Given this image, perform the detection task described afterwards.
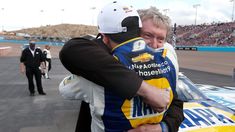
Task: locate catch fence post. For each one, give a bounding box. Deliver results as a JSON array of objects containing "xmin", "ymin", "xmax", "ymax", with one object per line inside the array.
[{"xmin": 233, "ymin": 68, "xmax": 235, "ymax": 82}]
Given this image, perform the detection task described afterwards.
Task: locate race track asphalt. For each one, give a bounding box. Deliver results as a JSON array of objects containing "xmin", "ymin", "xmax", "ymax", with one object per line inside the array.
[
  {"xmin": 180, "ymin": 68, "xmax": 235, "ymax": 87},
  {"xmin": 0, "ymin": 57, "xmax": 234, "ymax": 132},
  {"xmin": 0, "ymin": 57, "xmax": 80, "ymax": 132}
]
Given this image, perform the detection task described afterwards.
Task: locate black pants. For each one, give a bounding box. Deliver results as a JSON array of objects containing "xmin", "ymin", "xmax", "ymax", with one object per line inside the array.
[
  {"xmin": 26, "ymin": 67, "xmax": 44, "ymax": 94},
  {"xmin": 75, "ymin": 101, "xmax": 91, "ymax": 132},
  {"xmin": 47, "ymin": 59, "xmax": 51, "ymax": 71},
  {"xmin": 46, "ymin": 59, "xmax": 52, "ymax": 71}
]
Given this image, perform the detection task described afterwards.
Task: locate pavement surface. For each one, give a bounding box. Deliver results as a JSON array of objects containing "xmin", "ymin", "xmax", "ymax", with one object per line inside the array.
[
  {"xmin": 0, "ymin": 56, "xmax": 235, "ymax": 132},
  {"xmin": 177, "ymin": 51, "xmax": 235, "ymax": 76},
  {"xmin": 0, "ymin": 57, "xmax": 80, "ymax": 132},
  {"xmin": 180, "ymin": 68, "xmax": 235, "ymax": 87}
]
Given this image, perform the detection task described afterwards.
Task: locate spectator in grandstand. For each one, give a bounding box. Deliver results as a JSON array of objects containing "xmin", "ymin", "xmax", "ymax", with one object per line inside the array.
[{"xmin": 176, "ymin": 21, "xmax": 234, "ymax": 46}]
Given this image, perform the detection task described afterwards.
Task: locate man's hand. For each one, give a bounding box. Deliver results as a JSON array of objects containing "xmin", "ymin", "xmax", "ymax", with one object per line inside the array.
[
  {"xmin": 41, "ymin": 62, "xmax": 46, "ymax": 69},
  {"xmin": 128, "ymin": 124, "xmax": 162, "ymax": 132},
  {"xmin": 137, "ymin": 81, "xmax": 170, "ymax": 113},
  {"xmin": 20, "ymin": 63, "xmax": 25, "ymax": 74}
]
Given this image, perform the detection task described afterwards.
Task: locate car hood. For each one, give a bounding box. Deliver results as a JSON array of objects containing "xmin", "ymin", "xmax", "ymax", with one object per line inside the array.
[
  {"xmin": 196, "ymin": 84, "xmax": 235, "ymax": 111},
  {"xmin": 179, "ymin": 100, "xmax": 235, "ymax": 132}
]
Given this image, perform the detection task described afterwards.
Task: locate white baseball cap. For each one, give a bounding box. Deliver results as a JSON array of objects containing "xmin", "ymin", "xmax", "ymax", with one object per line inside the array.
[{"xmin": 97, "ymin": 1, "xmax": 142, "ymax": 34}]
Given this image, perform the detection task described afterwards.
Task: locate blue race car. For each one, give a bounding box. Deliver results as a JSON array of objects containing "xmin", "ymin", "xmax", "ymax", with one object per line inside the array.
[{"xmin": 177, "ymin": 73, "xmax": 235, "ymax": 132}]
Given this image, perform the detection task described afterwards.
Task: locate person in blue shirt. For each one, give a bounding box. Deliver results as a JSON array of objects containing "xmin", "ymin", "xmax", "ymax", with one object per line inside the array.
[{"xmin": 59, "ymin": 1, "xmax": 183, "ymax": 132}]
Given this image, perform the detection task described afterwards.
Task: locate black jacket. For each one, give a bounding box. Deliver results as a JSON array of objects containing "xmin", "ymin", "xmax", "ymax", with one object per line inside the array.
[
  {"xmin": 59, "ymin": 37, "xmax": 184, "ymax": 132},
  {"xmin": 60, "ymin": 38, "xmax": 142, "ymax": 99},
  {"xmin": 20, "ymin": 48, "xmax": 44, "ymax": 68}
]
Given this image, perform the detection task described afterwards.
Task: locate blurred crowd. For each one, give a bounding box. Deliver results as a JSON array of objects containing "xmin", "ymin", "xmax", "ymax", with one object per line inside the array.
[
  {"xmin": 1, "ymin": 21, "xmax": 234, "ymax": 47},
  {"xmin": 173, "ymin": 22, "xmax": 235, "ymax": 46}
]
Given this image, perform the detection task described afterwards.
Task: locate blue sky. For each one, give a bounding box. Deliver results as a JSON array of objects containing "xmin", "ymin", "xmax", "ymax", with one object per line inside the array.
[{"xmin": 0, "ymin": 0, "xmax": 234, "ymax": 31}]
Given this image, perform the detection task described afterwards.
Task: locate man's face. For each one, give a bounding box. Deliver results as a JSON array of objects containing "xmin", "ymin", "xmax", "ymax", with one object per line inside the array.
[
  {"xmin": 29, "ymin": 43, "xmax": 35, "ymax": 50},
  {"xmin": 140, "ymin": 19, "xmax": 167, "ymax": 49}
]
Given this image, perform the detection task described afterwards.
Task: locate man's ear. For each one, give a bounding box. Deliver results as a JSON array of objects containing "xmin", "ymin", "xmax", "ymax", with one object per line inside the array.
[
  {"xmin": 102, "ymin": 34, "xmax": 110, "ymax": 44},
  {"xmin": 102, "ymin": 34, "xmax": 113, "ymax": 49}
]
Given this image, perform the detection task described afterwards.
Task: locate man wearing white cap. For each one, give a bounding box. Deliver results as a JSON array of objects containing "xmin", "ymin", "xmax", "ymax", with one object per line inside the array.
[{"xmin": 60, "ymin": 1, "xmax": 180, "ymax": 131}]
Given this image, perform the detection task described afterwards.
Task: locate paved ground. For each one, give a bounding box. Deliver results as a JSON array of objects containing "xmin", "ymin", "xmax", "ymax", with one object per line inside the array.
[
  {"xmin": 177, "ymin": 51, "xmax": 235, "ymax": 76},
  {"xmin": 0, "ymin": 56, "xmax": 234, "ymax": 132},
  {"xmin": 0, "ymin": 57, "xmax": 80, "ymax": 132},
  {"xmin": 180, "ymin": 68, "xmax": 235, "ymax": 87}
]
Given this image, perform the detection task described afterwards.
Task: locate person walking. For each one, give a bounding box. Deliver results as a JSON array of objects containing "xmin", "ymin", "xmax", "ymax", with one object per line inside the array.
[
  {"xmin": 42, "ymin": 45, "xmax": 52, "ymax": 79},
  {"xmin": 20, "ymin": 40, "xmax": 46, "ymax": 96}
]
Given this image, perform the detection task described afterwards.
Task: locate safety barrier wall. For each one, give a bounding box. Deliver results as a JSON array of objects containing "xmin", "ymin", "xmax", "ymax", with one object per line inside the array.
[
  {"xmin": 0, "ymin": 39, "xmax": 235, "ymax": 52},
  {"xmin": 0, "ymin": 46, "xmax": 12, "ymax": 56},
  {"xmin": 0, "ymin": 39, "xmax": 64, "ymax": 46},
  {"xmin": 176, "ymin": 46, "xmax": 235, "ymax": 52}
]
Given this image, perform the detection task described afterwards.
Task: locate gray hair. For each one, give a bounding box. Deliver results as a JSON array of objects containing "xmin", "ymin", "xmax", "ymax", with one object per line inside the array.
[{"xmin": 138, "ymin": 7, "xmax": 172, "ymax": 38}]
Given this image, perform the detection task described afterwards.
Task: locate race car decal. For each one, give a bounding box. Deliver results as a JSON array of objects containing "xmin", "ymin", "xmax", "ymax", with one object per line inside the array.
[
  {"xmin": 196, "ymin": 84, "xmax": 235, "ymax": 111},
  {"xmin": 62, "ymin": 74, "xmax": 75, "ymax": 85},
  {"xmin": 103, "ymin": 38, "xmax": 177, "ymax": 131},
  {"xmin": 206, "ymin": 94, "xmax": 235, "ymax": 110},
  {"xmin": 121, "ymin": 78, "xmax": 173, "ymax": 128},
  {"xmin": 179, "ymin": 103, "xmax": 235, "ymax": 132},
  {"xmin": 132, "ymin": 53, "xmax": 154, "ymax": 63}
]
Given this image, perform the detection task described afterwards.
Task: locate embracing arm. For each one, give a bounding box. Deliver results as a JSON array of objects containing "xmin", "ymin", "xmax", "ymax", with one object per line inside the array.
[
  {"xmin": 59, "ymin": 75, "xmax": 103, "ymax": 104},
  {"xmin": 59, "ymin": 38, "xmax": 170, "ymax": 110},
  {"xmin": 162, "ymin": 94, "xmax": 184, "ymax": 132},
  {"xmin": 128, "ymin": 91, "xmax": 184, "ymax": 132},
  {"xmin": 59, "ymin": 38, "xmax": 142, "ymax": 99},
  {"xmin": 163, "ymin": 44, "xmax": 184, "ymax": 131},
  {"xmin": 129, "ymin": 43, "xmax": 184, "ymax": 132}
]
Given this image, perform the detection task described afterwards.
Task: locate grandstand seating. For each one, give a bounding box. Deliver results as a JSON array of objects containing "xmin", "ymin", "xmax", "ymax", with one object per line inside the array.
[{"xmin": 172, "ymin": 22, "xmax": 235, "ymax": 46}]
